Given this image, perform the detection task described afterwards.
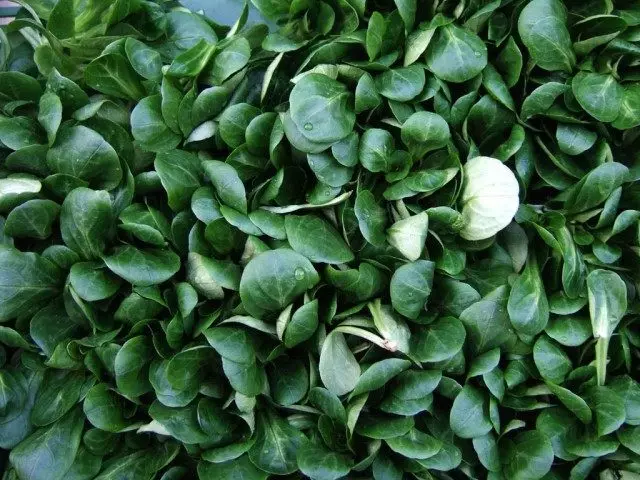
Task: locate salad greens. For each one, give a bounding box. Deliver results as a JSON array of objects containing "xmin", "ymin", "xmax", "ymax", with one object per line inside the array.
[{"xmin": 0, "ymin": 0, "xmax": 639, "ymax": 479}]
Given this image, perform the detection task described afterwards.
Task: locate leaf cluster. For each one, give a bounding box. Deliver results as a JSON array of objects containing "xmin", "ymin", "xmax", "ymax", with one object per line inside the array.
[{"xmin": 0, "ymin": 0, "xmax": 640, "ymax": 479}]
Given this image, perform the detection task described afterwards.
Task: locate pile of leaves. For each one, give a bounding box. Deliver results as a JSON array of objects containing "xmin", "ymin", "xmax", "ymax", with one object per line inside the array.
[{"xmin": 1, "ymin": 0, "xmax": 640, "ymax": 479}]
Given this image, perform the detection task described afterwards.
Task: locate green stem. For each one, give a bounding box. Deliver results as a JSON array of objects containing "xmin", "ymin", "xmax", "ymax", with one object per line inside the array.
[
  {"xmin": 596, "ymin": 336, "xmax": 609, "ymax": 386},
  {"xmin": 395, "ymin": 200, "xmax": 411, "ymax": 220}
]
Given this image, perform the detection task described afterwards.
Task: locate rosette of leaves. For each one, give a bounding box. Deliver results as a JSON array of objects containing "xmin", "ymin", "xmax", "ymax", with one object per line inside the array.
[{"xmin": 0, "ymin": 0, "xmax": 639, "ymax": 480}]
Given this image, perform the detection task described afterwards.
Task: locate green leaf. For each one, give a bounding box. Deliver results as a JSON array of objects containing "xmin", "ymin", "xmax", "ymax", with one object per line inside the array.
[
  {"xmin": 125, "ymin": 38, "xmax": 162, "ymax": 82},
  {"xmin": 460, "ymin": 285, "xmax": 512, "ymax": 347},
  {"xmin": 268, "ymin": 357, "xmax": 307, "ymax": 406},
  {"xmin": 0, "ymin": 71, "xmax": 42, "ymax": 103},
  {"xmin": 355, "ymin": 73, "xmax": 381, "ymax": 113},
  {"xmin": 160, "ymin": 77, "xmax": 183, "ymax": 135},
  {"xmin": 164, "ymin": 11, "xmax": 218, "ymax": 56},
  {"xmin": 119, "ymin": 203, "xmax": 170, "ymax": 247},
  {"xmin": 31, "ymin": 370, "xmax": 85, "ymax": 427},
  {"xmin": 249, "ymin": 409, "xmax": 307, "ymax": 475},
  {"xmin": 369, "ymin": 300, "xmax": 412, "ymax": 354},
  {"xmin": 131, "ymin": 96, "xmax": 181, "ymax": 153},
  {"xmin": 285, "ymin": 214, "xmax": 354, "ymax": 264},
  {"xmin": 202, "ymin": 160, "xmax": 247, "ymax": 214},
  {"xmin": 401, "ymin": 111, "xmax": 450, "ymax": 157},
  {"xmin": 520, "ymin": 82, "xmax": 568, "ymax": 121},
  {"xmin": 503, "ymin": 431, "xmax": 554, "ymax": 480},
  {"xmin": 83, "ymin": 384, "xmax": 132, "ymax": 432},
  {"xmin": 359, "ymin": 128, "xmax": 395, "ymax": 173},
  {"xmin": 289, "ymin": 73, "xmax": 355, "ymax": 143},
  {"xmin": 380, "ymin": 370, "xmax": 440, "ymax": 415},
  {"xmin": 473, "ymin": 433, "xmax": 500, "ymax": 472},
  {"xmin": 545, "ymin": 315, "xmax": 592, "ymax": 347},
  {"xmin": 47, "ymin": 126, "xmax": 122, "ymax": 189},
  {"xmin": 219, "ymin": 103, "xmax": 261, "ymax": 149},
  {"xmin": 0, "ymin": 115, "xmax": 43, "ymax": 150},
  {"xmin": 114, "ymin": 336, "xmax": 154, "ymax": 398},
  {"xmin": 618, "ymin": 425, "xmax": 640, "ymax": 455},
  {"xmin": 482, "ymin": 64, "xmax": 515, "ymax": 112},
  {"xmin": 211, "ymin": 37, "xmax": 251, "ymax": 85},
  {"xmin": 507, "ymin": 254, "xmax": 549, "ymax": 336},
  {"xmin": 0, "ymin": 247, "xmax": 62, "ymax": 321},
  {"xmin": 533, "ymin": 335, "xmax": 572, "ymax": 383},
  {"xmin": 325, "ymin": 263, "xmax": 386, "ymax": 302},
  {"xmin": 386, "ymin": 428, "xmax": 442, "ymax": 459},
  {"xmin": 425, "ymin": 24, "xmax": 488, "ymax": 83},
  {"xmin": 612, "ymin": 83, "xmax": 640, "ymax": 130},
  {"xmin": 354, "ymin": 189, "xmax": 387, "ymax": 247},
  {"xmin": 47, "ymin": 0, "xmax": 74, "ymax": 38},
  {"xmin": 319, "ymin": 332, "xmax": 361, "ymax": 396},
  {"xmin": 331, "ymin": 131, "xmax": 359, "ymax": 167},
  {"xmin": 564, "ymin": 162, "xmax": 629, "ymax": 214},
  {"xmin": 416, "ymin": 442, "xmax": 462, "ymax": 471},
  {"xmin": 584, "ymin": 386, "xmax": 626, "ymax": 436},
  {"xmin": 450, "ymin": 385, "xmax": 492, "ymax": 439},
  {"xmin": 351, "ymin": 359, "xmax": 410, "ymax": 397},
  {"xmin": 546, "ymin": 382, "xmax": 592, "ymax": 424},
  {"xmin": 588, "ymin": 269, "xmax": 627, "ymax": 340},
  {"xmin": 167, "ymin": 39, "xmax": 216, "ymax": 78},
  {"xmin": 85, "ymin": 54, "xmax": 146, "ymax": 101},
  {"xmin": 588, "ymin": 269, "xmax": 627, "ymax": 385},
  {"xmin": 376, "ymin": 65, "xmax": 425, "ymax": 102},
  {"xmin": 609, "ymin": 376, "xmax": 640, "ymax": 426},
  {"xmin": 70, "ymin": 262, "xmax": 122, "ymax": 301},
  {"xmin": 148, "ymin": 401, "xmax": 210, "ymax": 444},
  {"xmin": 411, "ymin": 315, "xmax": 466, "ymax": 362},
  {"xmin": 394, "ymin": 0, "xmax": 416, "ymax": 31},
  {"xmin": 10, "ymin": 407, "xmax": 85, "ymax": 480},
  {"xmin": 307, "ymin": 152, "xmax": 354, "ymax": 187},
  {"xmin": 154, "ymin": 149, "xmax": 202, "ymax": 211},
  {"xmin": 4, "ymin": 199, "xmax": 59, "ymax": 239},
  {"xmin": 104, "ymin": 246, "xmax": 180, "ymax": 286},
  {"xmin": 366, "ymin": 12, "xmax": 386, "ymax": 61},
  {"xmin": 356, "ymin": 414, "xmax": 414, "ymax": 439},
  {"xmin": 200, "ymin": 438, "xmax": 255, "ymax": 464},
  {"xmin": 198, "ymin": 456, "xmax": 268, "ymax": 480},
  {"xmin": 554, "ymin": 226, "xmax": 587, "ymax": 298},
  {"xmin": 283, "ymin": 301, "xmax": 318, "ymax": 348},
  {"xmin": 572, "ymin": 72, "xmax": 623, "ymax": 123},
  {"xmin": 296, "ymin": 443, "xmax": 353, "ymax": 480},
  {"xmin": 390, "ymin": 260, "xmax": 435, "ymax": 319},
  {"xmin": 47, "ymin": 70, "xmax": 89, "ymax": 112},
  {"xmin": 38, "ymin": 92, "xmax": 62, "ymax": 145},
  {"xmin": 517, "ymin": 0, "xmax": 576, "ymax": 72},
  {"xmin": 556, "ymin": 124, "xmax": 597, "ymax": 156},
  {"xmin": 495, "ymin": 37, "xmax": 522, "ymax": 88},
  {"xmin": 240, "ymin": 249, "xmax": 320, "ymax": 318},
  {"xmin": 187, "ymin": 252, "xmax": 241, "ymax": 299},
  {"xmin": 468, "ymin": 348, "xmax": 500, "ymax": 378}
]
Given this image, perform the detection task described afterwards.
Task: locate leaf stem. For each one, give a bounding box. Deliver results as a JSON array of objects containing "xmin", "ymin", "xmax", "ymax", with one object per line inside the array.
[
  {"xmin": 395, "ymin": 200, "xmax": 411, "ymax": 220},
  {"xmin": 595, "ymin": 336, "xmax": 609, "ymax": 386},
  {"xmin": 333, "ymin": 326, "xmax": 397, "ymax": 352}
]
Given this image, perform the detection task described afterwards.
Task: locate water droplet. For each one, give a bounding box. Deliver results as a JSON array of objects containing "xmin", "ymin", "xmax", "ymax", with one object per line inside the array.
[
  {"xmin": 474, "ymin": 51, "xmax": 481, "ymax": 57},
  {"xmin": 304, "ymin": 123, "xmax": 313, "ymax": 131},
  {"xmin": 294, "ymin": 268, "xmax": 305, "ymax": 280}
]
